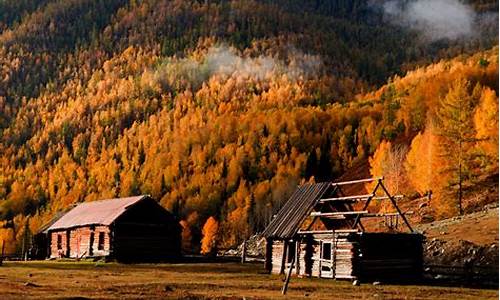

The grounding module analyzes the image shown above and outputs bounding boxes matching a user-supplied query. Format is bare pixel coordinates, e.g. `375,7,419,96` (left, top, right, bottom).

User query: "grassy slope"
0,261,497,299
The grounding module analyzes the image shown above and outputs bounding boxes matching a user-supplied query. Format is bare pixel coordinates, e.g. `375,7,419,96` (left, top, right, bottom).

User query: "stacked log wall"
357,233,423,282
50,226,111,258
68,226,110,258
271,240,284,274
333,233,358,280
297,240,309,277
49,230,69,258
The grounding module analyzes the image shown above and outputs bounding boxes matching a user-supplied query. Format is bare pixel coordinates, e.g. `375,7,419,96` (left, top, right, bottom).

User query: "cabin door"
319,240,334,278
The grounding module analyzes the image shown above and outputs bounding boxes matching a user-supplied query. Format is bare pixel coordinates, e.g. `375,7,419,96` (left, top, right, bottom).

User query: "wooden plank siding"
268,232,422,281
271,241,284,274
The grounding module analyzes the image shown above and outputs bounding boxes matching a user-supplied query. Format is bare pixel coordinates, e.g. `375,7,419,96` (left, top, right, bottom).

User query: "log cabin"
262,177,423,283
44,195,181,262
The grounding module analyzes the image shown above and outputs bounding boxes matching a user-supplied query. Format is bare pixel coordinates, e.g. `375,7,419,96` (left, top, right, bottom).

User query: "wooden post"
319,240,323,277
264,238,272,273
295,240,300,275
241,240,247,263
282,248,296,295
279,241,288,275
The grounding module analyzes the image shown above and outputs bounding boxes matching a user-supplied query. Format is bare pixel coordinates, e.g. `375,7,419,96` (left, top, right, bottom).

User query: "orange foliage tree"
200,216,219,255
405,125,452,218
405,125,445,196
474,86,499,172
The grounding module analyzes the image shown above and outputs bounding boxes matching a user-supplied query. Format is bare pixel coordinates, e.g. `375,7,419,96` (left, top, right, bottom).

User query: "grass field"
0,261,497,299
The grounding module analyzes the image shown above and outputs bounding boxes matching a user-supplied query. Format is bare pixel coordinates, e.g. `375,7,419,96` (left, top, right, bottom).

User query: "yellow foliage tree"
405,127,443,195
405,125,452,218
474,87,499,172
0,226,16,255
200,216,219,255
367,140,409,196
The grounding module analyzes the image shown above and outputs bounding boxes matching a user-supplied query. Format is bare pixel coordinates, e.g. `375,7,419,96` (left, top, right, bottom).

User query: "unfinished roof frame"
299,176,414,235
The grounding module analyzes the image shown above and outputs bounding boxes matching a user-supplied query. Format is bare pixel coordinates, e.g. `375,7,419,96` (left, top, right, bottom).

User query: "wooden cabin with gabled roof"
262,177,423,283
44,195,181,262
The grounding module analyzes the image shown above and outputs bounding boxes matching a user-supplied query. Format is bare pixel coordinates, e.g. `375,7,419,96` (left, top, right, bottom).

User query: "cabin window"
57,234,62,250
287,242,296,263
98,232,105,250
322,242,332,260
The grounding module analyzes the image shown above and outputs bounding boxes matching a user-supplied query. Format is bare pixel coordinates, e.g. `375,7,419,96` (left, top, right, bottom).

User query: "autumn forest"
0,0,498,254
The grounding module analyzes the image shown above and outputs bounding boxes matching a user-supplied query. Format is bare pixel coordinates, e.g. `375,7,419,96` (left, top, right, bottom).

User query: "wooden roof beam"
310,211,368,217
372,195,404,200
318,194,403,203
319,194,374,203
362,211,414,218
297,229,360,234
332,177,383,186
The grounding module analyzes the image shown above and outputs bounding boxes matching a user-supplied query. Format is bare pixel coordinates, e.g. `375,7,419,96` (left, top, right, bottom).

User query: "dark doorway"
89,232,94,256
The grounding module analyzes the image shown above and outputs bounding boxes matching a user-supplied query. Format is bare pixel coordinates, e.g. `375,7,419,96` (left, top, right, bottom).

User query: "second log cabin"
262,177,423,283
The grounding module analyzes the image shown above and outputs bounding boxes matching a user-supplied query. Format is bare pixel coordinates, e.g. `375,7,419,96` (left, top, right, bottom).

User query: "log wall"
332,233,357,279
357,233,423,282
49,226,111,259
68,226,110,258
271,240,284,274
111,199,181,261
49,230,68,258
268,232,422,282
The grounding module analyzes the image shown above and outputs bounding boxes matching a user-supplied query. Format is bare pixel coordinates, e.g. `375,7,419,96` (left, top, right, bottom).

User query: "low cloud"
372,0,479,41
142,45,322,92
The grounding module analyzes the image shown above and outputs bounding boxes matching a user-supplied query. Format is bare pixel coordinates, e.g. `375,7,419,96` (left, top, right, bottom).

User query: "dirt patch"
416,204,498,246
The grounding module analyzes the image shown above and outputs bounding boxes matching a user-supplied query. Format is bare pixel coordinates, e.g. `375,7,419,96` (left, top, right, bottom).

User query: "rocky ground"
222,234,266,258
415,203,498,269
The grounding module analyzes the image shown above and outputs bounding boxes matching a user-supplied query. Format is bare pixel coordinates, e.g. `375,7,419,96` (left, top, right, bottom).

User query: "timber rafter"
310,176,414,233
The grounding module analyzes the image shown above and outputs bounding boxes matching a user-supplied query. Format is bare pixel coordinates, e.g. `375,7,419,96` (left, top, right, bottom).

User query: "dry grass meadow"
0,261,497,299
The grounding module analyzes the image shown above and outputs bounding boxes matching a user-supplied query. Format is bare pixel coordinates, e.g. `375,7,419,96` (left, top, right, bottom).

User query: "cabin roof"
45,195,150,232
261,183,332,239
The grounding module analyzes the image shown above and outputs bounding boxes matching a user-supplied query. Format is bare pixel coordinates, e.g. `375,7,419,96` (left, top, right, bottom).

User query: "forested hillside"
0,0,497,254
